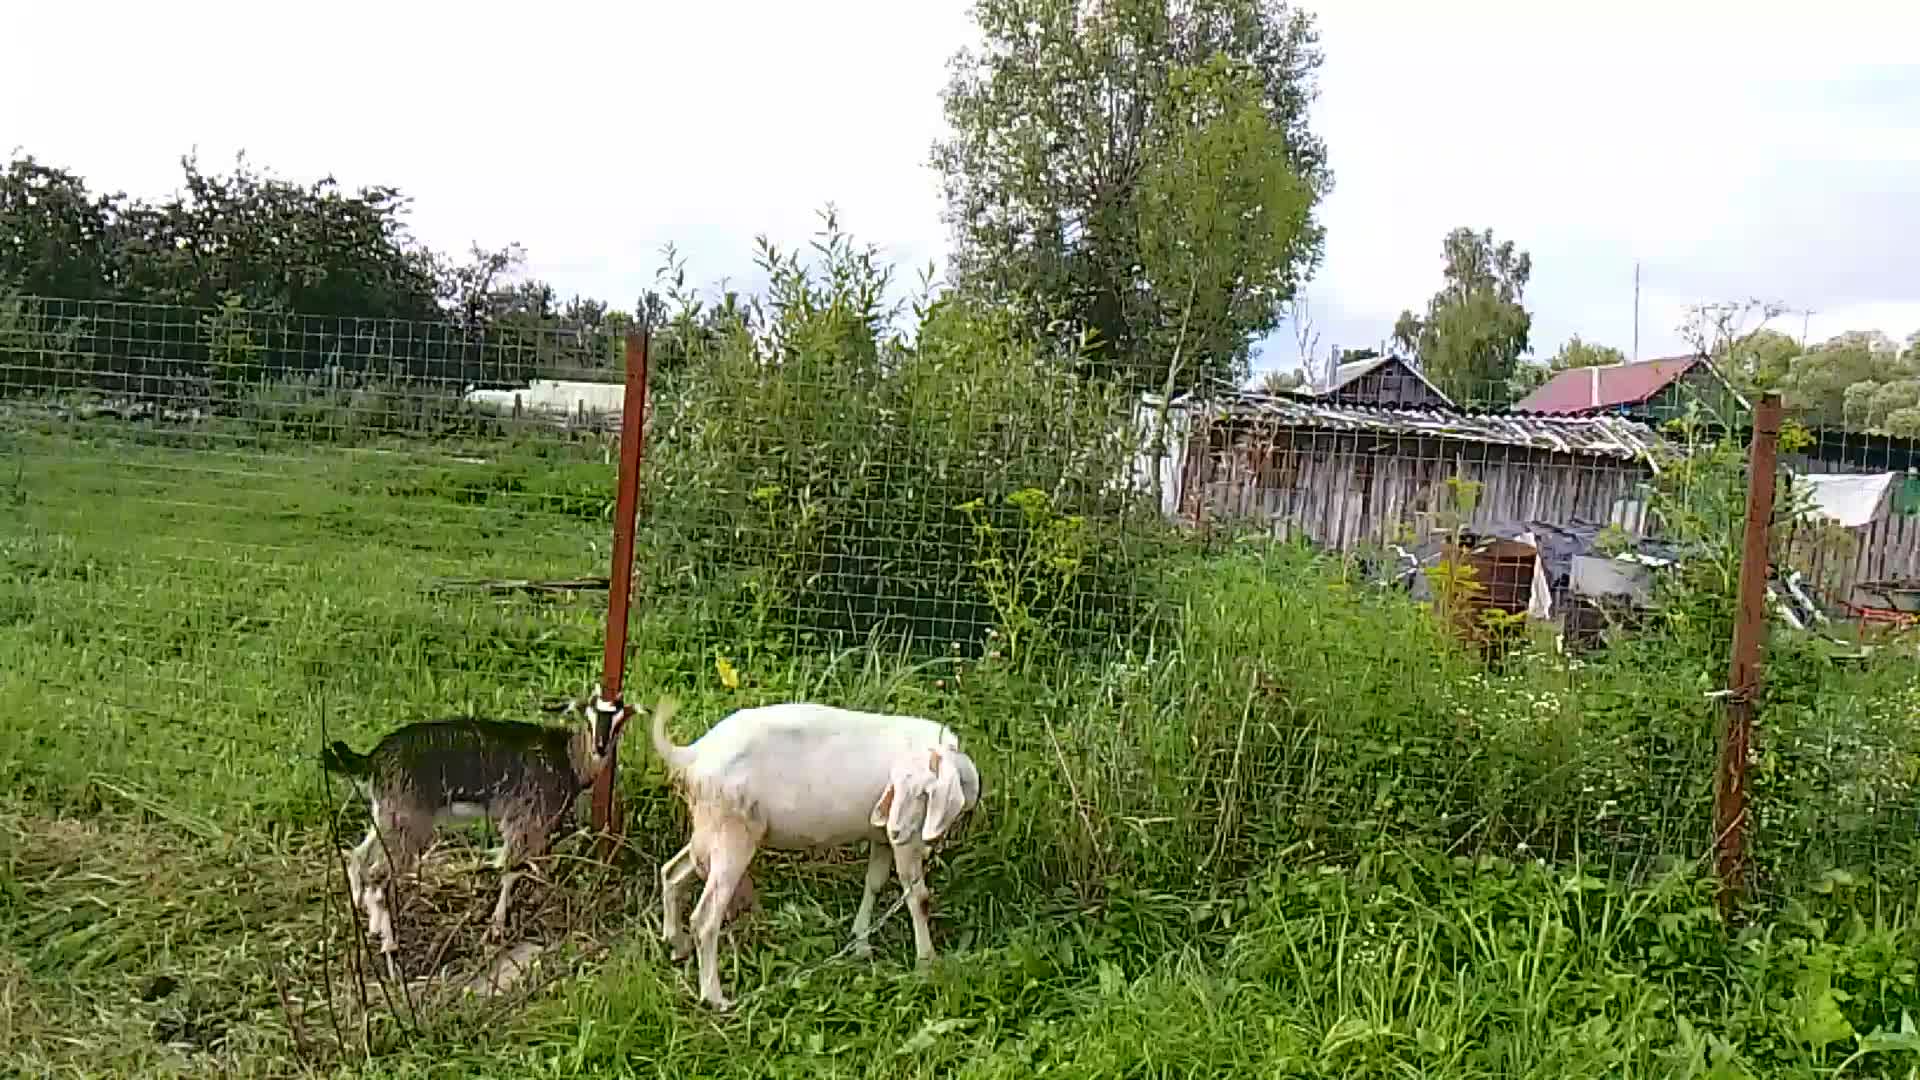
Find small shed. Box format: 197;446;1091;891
1307;356;1455;410
1161;393;1666;551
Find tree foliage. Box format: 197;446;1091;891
0;151;660;361
1721;327;1802;394
2;152;442;319
1136;54;1315;396
1506;336;1628;403
0;157;120;301
932;0;1330;393
0;150;652;402
1257;368;1305;394
1680;300;1920;436
1780;331;1920;434
1549;335;1627;371
1392;227;1533;406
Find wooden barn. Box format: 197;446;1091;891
1306;355;1455;410
1160;393;1666;550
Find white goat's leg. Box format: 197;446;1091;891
890;842;936;966
360;865;397;955
689;831;754;1011
373;892;398;954
849;839;893;959
346;820;399;953
659;845;699;961
366;813;421;957
490;870;523;938
344;823;379;910
489;820;545;941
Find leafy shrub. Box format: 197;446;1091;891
640;213;1165;658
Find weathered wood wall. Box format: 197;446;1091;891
1776;455;1920;603
1785;513;1920;607
1178;424;1653;550
1324;365;1451;409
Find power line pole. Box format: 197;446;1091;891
1632;262;1642;362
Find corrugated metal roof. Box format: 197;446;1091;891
1193;392;1666;461
1511;355;1704;414
1328;357;1391;388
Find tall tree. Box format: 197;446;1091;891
0;157;123;300
932;0;1330;393
1719;327;1801;394
1258;368;1305;394
3;151;444;320
112;153;443;319
1392;227;1532;406
1504;336;1625;403
1137;56;1313;398
1549;335;1626;370
1776;330;1909;431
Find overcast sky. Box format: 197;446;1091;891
7;1;1917;379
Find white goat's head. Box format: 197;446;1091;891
870;745;982;847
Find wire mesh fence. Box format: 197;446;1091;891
6;289;1920;1043
2;293;631;796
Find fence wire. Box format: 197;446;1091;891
4;295;1917;935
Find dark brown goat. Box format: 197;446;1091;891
322;703;641;954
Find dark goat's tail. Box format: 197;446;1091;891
319;740;372;776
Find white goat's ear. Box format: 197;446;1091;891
873;756;933;842
921;748;969;842
869;784;897;831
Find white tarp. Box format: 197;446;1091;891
1794;472;1898;529
1131;394;1191;519
463;378;626;420
1513;531;1556;621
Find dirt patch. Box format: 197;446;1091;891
3;800;650;1076
355;837;631;987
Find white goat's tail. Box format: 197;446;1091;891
649;697;691;775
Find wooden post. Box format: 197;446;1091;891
590;329;650;848
1717;393;1782;915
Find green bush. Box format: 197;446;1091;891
640;215;1164;659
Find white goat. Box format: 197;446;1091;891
649;700;983;1010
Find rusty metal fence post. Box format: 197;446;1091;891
1717;392;1782;915
590;328;651;845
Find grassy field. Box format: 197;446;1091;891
6;423;1920;1078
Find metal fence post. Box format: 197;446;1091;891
591;328;650;847
1717;392;1782;915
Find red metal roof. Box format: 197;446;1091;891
1512;354;1704;414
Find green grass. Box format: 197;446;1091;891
6;425;1920;1078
